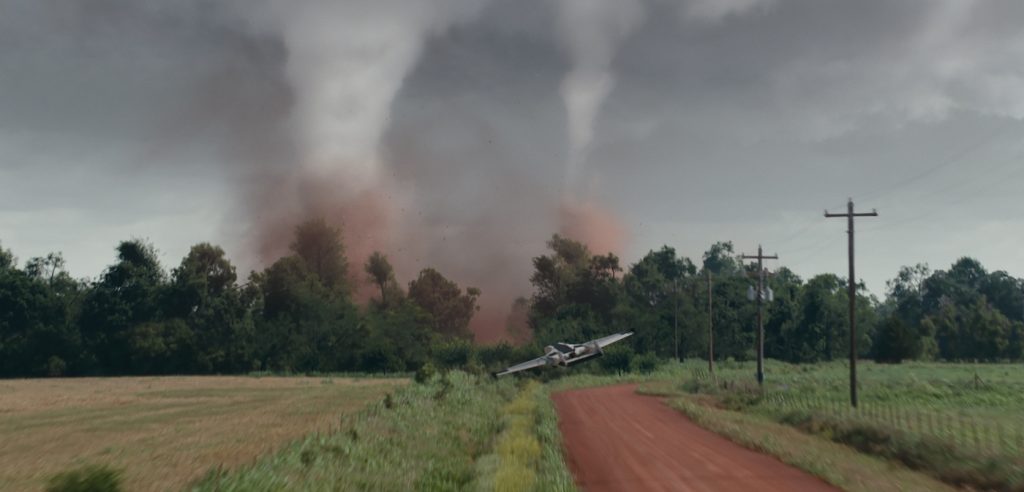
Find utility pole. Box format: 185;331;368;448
673;278;679;362
826;198;878;408
707;271;714;375
741;245;777;387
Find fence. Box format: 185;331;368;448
684;367;1024;457
759;391;1024;457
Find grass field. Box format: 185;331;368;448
195;371;509;491
4;361;1020;491
0;376;405;491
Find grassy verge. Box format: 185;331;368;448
475;381;576;492
533;384;576;492
663;395;956;492
193;371;515;491
653;359;1024;492
778;410;1024;491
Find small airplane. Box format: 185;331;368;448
493;331;634;377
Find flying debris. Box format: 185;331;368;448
493;332;634;377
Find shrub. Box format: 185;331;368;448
432;339;474;369
415;362;437;384
47;356;67;377
46;465;122;492
598;345;633;374
477;342;515;371
630;353;660;374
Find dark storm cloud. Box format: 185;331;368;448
2;0;1024;302
0;0;293;273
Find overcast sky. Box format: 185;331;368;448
3;0;1024;304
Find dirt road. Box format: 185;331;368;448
552;385;838;492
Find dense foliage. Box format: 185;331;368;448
2;227;1022;377
0;220;481;376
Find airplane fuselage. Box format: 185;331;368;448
544;342;603;367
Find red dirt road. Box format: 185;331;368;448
552;385;838;492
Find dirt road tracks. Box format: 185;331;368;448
552;385;838;492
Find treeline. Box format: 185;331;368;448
2;226;1022;378
0;219;486;377
526;236;1024;364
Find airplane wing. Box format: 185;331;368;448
493;356;551;377
592;331;634;348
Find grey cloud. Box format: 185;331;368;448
2;0;1024;302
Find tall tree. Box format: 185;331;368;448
407;268;479;340
167;243;253;372
702;241;741;276
0;255;83;376
622;247;698;358
79;240;166;374
0;242;14;270
364;251;401;308
291;218;349;294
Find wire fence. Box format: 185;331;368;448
760;391;1024;457
686;368;1024;458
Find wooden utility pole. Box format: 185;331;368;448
741;245;777;387
826;198;878;408
707;271;714;375
673;279;679;361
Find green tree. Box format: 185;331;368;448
166;243;254;373
0;259;83;376
783;274;846;362
291;218;349;294
873;315;920;363
528;235;624;346
360;301;432;372
256;254;362;372
0;242;14;270
78;240;166;374
702;241;741;276
364;251;401;309
764;268;802;361
529;234;592;323
980;270;1024;322
622;247;698;359
407;268;479;340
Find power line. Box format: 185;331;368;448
862;159;1024;234
852;124;1014;203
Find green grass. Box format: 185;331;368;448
653;359;1024;491
193;372;517;491
661;395;955;492
46;465;122;492
532;385;576;492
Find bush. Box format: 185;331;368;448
415;362;437;384
630;353;660;374
477;343;515;371
46;465;122;492
47;356;67;377
598;345;633;374
432;338;474;369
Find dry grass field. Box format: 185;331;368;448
0;376;406;491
